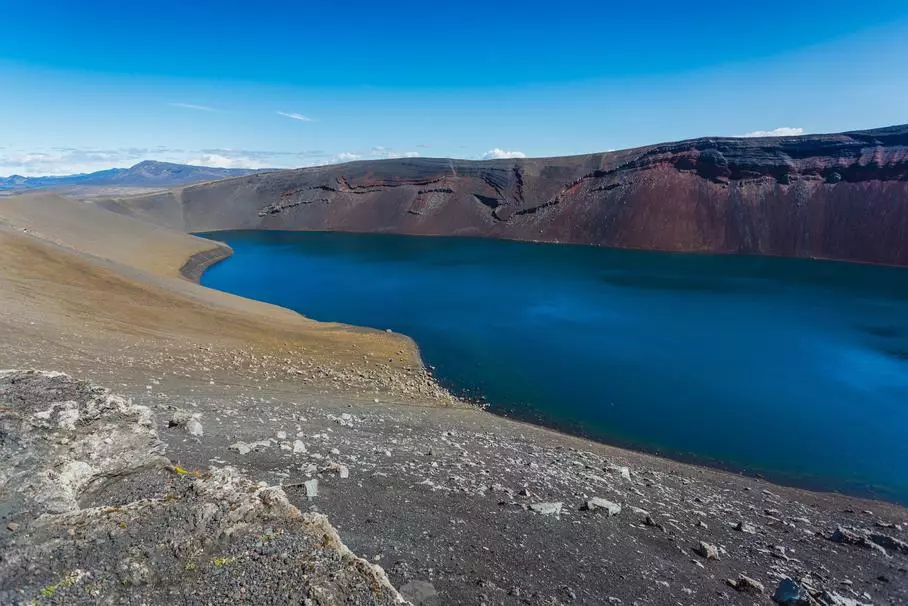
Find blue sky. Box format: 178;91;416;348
1;0;907;176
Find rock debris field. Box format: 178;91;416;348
2;370;906;605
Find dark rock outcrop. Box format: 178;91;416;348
104;124;908;266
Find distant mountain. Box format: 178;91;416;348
0;161;271;192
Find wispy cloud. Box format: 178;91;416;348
335;152;361;162
371;146;420;159
276;111;314;122
481;148;526;160
740;127;804;138
185;154;260;169
168;102;217;112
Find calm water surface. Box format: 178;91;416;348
200;231;908;503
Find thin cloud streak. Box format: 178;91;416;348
167;102;218;112
276;111;314;122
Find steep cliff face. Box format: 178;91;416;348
105;124;908;265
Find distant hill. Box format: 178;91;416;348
0;161;271;193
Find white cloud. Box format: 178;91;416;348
481;148;527;160
276;111;314;122
740;127;804;138
168;102;217;112
334;152;361;162
184;154;269;169
0;146;337;177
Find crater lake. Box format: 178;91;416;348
199;231;908;504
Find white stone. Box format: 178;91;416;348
530;502;563;516
228;442;251;455
585;498;622;516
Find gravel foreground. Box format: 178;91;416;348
2;370;906;605
0;370;406;605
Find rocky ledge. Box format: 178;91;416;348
0;370;406;605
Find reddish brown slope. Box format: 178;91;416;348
105;124;908;265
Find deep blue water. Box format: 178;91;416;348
200;231;908;504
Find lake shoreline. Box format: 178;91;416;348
179;240;234;282
200;229;908;506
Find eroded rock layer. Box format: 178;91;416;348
104;124;908;265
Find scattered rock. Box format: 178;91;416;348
7;522;20;532
734;521;757;534
869;532;908;555
829;526;888;555
772;578;813;605
817;590;872;606
771;545;790;561
694;541;719;560
399;580;438;605
304;478;318;499
322;461;350;479
583;497;621;516
727;574;764;595
292;439;307;454
644;515;665;532
167;408;203;437
605;465;632;481
530;502;563;516
228;441;251;455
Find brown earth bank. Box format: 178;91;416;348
101;124;908;265
1;192;907;605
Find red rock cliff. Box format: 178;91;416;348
108;124;908;265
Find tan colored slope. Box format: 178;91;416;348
0;193;438;399
0;192;206;278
